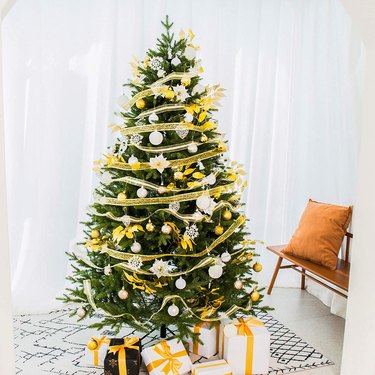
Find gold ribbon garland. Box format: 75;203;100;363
83;279;98;310
108;336;140;375
136;104;186;119
150;71;197;88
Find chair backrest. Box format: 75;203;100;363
344;232;353;262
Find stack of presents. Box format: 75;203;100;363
85;316;271;374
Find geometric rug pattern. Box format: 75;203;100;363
13;309;333;374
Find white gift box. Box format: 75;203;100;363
185;322;219;358
191;359;232;374
141;338;192;375
219;317;270;375
84;336;110;367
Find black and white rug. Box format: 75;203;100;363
13;309;333;374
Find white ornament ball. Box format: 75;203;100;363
184;112;194;122
128;155;139;165
192;83;205;95
188;143;198;154
168;304;179;316
148;112;159;123
234;279;243;290
221;251;231;263
117;94;129;108
208;264;223;279
77;307;86;318
184;46;196;60
161;224;172;234
137;186;148;198
149;131;163;145
118;288;129;300
131;242;142;253
196;195;211;210
175;277;187;290
104;265;112;275
171;56;181;66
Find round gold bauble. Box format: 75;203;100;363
146;222;155;232
118;289;129;300
87;339;98;351
222;210;232;221
250;290;260;302
181;76;191;86
135;99;146;109
234;279;243;290
117;192;127;200
214;225;224;236
253;262;263;272
174;171;184;180
200;134;208;143
164;89;175;99
91;229;100;239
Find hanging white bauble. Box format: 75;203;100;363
175;277;187;290
131;242;142;253
104;265;112;275
192;83;205;95
208;264;223;279
77;307;86;318
128;155;139;165
196;195;211;210
171;56;181;66
149;131;163;145
168;304;179;316
117;94;129;108
188;143;198;154
221;251;231;263
184;112;194;122
137;186;148;198
234;279;243;290
118;288;129;300
184;46;196;60
161;224;172;234
148;112;159;123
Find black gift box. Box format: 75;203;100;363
104;337;141;375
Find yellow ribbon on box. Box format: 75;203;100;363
192;360;232;375
87;336;110;366
146;340;186;375
192;323;220;355
108;336;140;375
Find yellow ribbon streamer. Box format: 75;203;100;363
149;71;197;88
108;336;140;375
87;336;110;366
146;340;185;375
83;279;98;310
136;104;186;119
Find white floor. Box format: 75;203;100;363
264;288;345;375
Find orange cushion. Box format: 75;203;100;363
282;199;352;270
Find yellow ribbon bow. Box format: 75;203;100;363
108;336;140;375
146;340;185;375
88;336;110;366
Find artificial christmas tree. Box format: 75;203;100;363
62;16;267;341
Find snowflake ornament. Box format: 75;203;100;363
149;56;163;71
136;118;147;126
185;224;199;240
149;259;172;278
127;255;143;270
169;202;180;212
130;133;143;146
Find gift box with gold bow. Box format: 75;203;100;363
185;322;220;358
104;336;141;375
84;336;110;367
141;338;192;375
191;359;232;374
219;317;270;375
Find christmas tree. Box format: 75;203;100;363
62;17;267;340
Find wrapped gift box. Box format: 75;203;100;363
219;317;270;375
84;336;110;367
191;359;232;374
104;336;141;375
141;338;192;375
185;322;219;358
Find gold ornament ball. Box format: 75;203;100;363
253;262;263;272
174;171;184;180
164;89;175;99
91;229;100;239
250;290;260;302
181;76;191;86
118;289;129;300
136;99;146;109
146;222;155;232
117;192;127;200
87;339;98;351
222;210;232;221
200;134;208;142
214;225;224;236
234;279;243;290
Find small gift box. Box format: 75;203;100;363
220;317;270;375
84;335;110;367
191;359;232;374
141;338;192;375
186;322;219;358
104;336;141;375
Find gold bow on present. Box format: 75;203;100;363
234;317;264;336
88;336;110;366
146;340;186;375
108;336;140;375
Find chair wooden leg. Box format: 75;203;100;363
301;268;306;290
267;257;283;295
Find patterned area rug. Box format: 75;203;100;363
13;309;333;374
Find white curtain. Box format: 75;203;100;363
3;0;361;314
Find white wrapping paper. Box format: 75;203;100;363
185;322;219;358
191;359;232;374
84;336;110;367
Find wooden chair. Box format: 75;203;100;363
267;232;353;298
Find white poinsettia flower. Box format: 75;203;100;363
173;84;190;102
202;173;216;186
149;154;170;173
149;259;171;278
